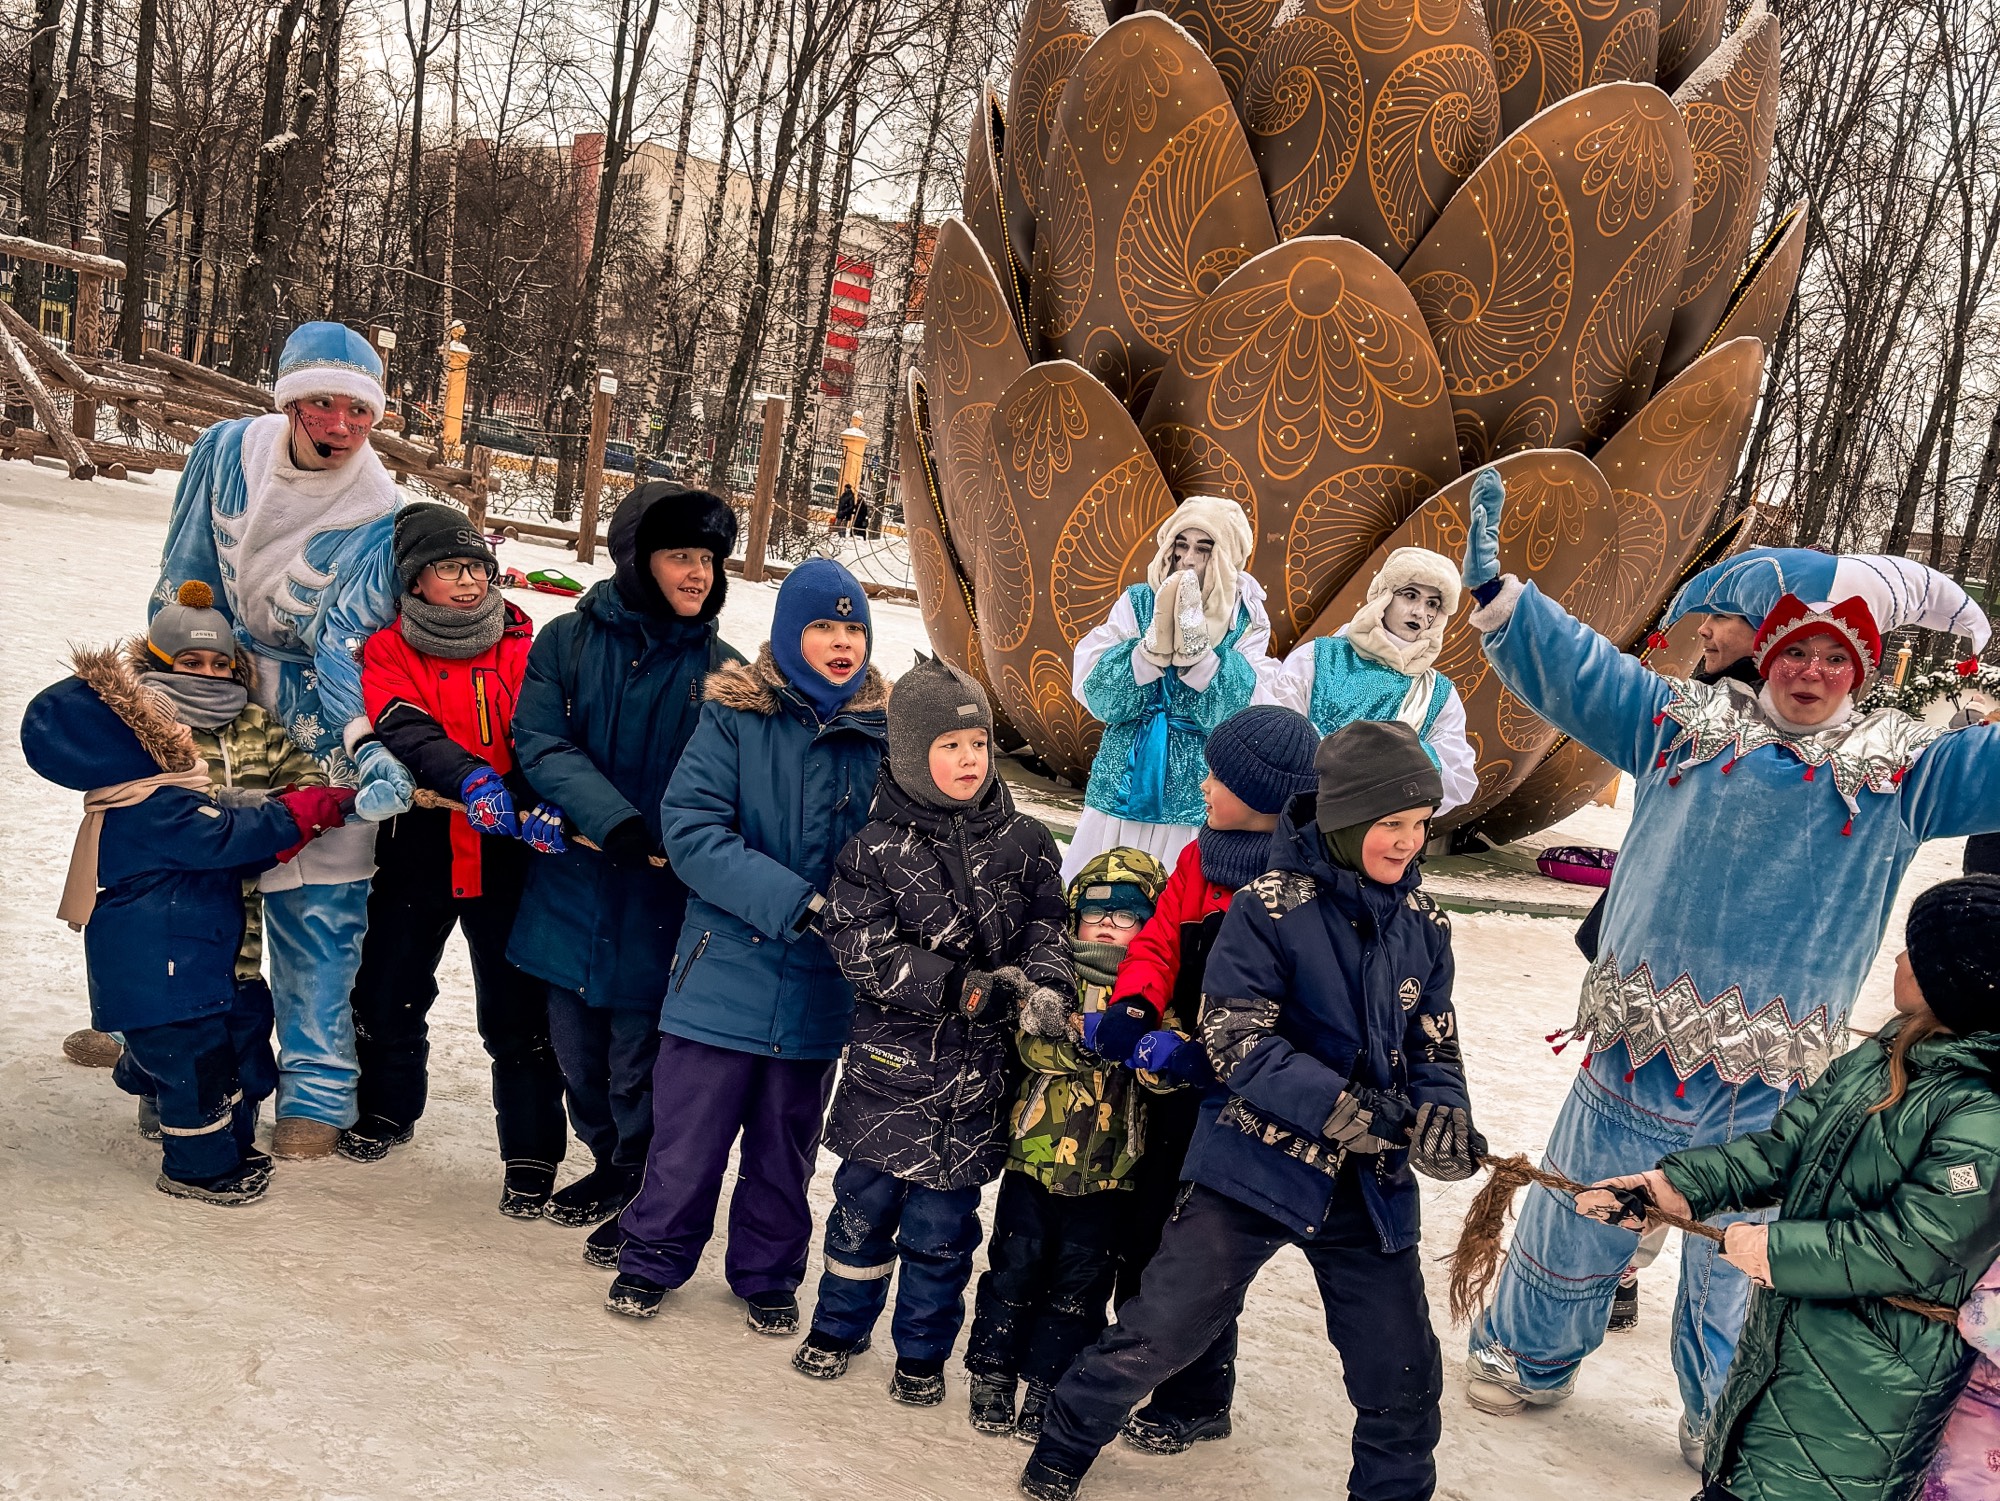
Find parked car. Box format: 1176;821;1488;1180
470;415;541;456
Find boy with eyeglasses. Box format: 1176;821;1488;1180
962;845;1169;1439
340;504;572;1217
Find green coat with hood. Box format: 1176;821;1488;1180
1661;1023;2000;1501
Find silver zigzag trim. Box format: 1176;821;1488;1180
1574;955;1836;1090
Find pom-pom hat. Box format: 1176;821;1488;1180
272;321;386;418
148;581;234;666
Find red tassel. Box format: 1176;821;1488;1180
1891;767;1906;785
1958;657;1981;678
1652;711;1666;726
1721;758;1737;775
1623;1069;1636;1083
1675;1080;1687;1099
1802;765;1815;781
1841;817;1854;836
1667;774;1683;787
1647;632;1669;651
1545;1030;1567;1043
1656;750;1669;769
1581;1052;1595;1069
1552;1041;1570;1055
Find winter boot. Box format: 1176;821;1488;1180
137;1097;162;1141
335;1116;414;1163
1463;1350;1574;1416
1678;1414;1706;1473
156;1162;270;1206
890;1357;947;1407
745;1291;800;1337
1015;1383;1055;1443
969;1373;1018;1434
606;1273;669;1319
1120;1404;1231;1454
63;1027;123;1067
1018;1456;1085;1500
240;1147;274;1181
792;1330;869;1380
545;1163;643;1227
582;1215;626;1269
1608;1271;1640;1332
499;1160;558;1219
270;1118;340;1160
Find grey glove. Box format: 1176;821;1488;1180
958;964;1032;1024
1408;1102;1481;1181
1018;984;1073;1039
1323;1088;1408;1155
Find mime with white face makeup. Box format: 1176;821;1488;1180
1259;547;1478;815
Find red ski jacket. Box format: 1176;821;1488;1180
362;601;534;898
1112;838;1237;1033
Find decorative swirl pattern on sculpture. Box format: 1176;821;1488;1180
927;246;1019;401
1575;92;1682;238
1588;6;1658;83
1677;100;1753;307
1369;45;1503;255
1566;490;1669;644
940;401;1003;558
1241;20;1364;238
1618;360;1752;547
1498;459;1596;574
1011;31;1092;220
1174;250;1446;481
1116;106;1267;357
1050;453;1181;645
1000;651;1100;777
1284;465;1437;639
976;464;1036;653
1079;25;1184;167
1347;0;1472;54
1573;202;1692;441
1657;0;1725;79
1489;0;1582;112
996;369;1092;505
1145;422;1260;537
1406;135;1574;397
1152;0;1283;93
1455;395;1561;468
1035;131;1094;342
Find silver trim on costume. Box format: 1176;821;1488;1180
1572;953;1837;1089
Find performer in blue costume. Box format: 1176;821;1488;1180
1065;495;1272;882
1258;546;1478;814
1454;471;2000;1471
154;322;414;1158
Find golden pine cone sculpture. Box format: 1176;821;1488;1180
900;0;1806;834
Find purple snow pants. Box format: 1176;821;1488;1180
615;1032;837;1298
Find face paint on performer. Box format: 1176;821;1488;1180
1167;528;1215;583
1763;630;1859;726
1384;584;1445;642
288;395;377;470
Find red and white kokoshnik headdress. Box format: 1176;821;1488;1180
1751;593;1886;677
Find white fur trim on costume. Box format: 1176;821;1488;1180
1366;547;1462;615
1148;495;1254;652
1469;575;1524;633
342;716;377;755
274;366;386;418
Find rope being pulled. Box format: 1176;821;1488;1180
1446;1154;1960;1327
409;788;667;867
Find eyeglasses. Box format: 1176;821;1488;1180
1077;907;1141;929
427;559;497;582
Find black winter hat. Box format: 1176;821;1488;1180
395;502;495;590
1205;705;1320;814
609;484;738;621
1314;720;1443;834
1906;876;2000;1035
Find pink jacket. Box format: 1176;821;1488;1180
1925;1256;2000;1498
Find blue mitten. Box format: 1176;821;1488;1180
1462;467;1505;589
519;802;568;854
1080;997;1158;1061
460;766;519;837
353;740;415;821
1132;1029;1213;1085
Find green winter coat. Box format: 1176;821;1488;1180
1662;1024;2000;1501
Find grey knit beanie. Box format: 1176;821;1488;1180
1314;720;1442;833
148;580;235;665
889;654;995;809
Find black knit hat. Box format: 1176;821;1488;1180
1906;876;2000;1035
1314;720;1443;834
609;484;738;621
394;503;495;590
1205;706;1320;814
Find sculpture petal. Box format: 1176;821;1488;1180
963;84;1030;336
1659;1;1778;381
1701;196;1807;357
1139;235;1461;650
1401;81;1694;466
1136;0;1286;95
1033;13;1278;414
1655;0;1725;89
1002;0;1109;301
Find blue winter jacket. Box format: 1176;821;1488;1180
1185;801;1467;1248
658;646;889;1060
22;658;301;1034
508;577;741;1009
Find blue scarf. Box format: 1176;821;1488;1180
1197;825;1275;890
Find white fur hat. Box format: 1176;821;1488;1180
1366;547;1462;615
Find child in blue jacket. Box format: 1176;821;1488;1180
605;559;889;1332
1020;719;1481;1501
24;648;353;1204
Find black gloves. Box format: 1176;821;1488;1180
599;817;659;871
1085;997;1158;1062
1323;1086;1416;1154
1408;1102;1485;1181
956;965;1031;1023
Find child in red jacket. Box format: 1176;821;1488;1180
1087;705;1319;1455
341;504;571;1217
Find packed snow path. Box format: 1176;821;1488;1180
0;463;1959;1498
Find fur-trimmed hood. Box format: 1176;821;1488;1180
22;646;200;790
1348;546;1461;677
705;643;890;719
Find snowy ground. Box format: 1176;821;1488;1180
0;459;1964;1500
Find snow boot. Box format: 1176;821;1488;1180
1015;1383;1054;1443
545;1163;642;1227
745;1291;800;1337
335;1117;414;1163
1121;1404;1231;1454
582;1215;626;1269
792;1330;869;1380
63;1027;123;1067
137;1097;162;1141
1018;1456;1085;1500
499;1160;558;1219
969;1373;1018;1434
606;1273;669;1319
156;1161;270;1206
270;1118;340;1160
1678;1414;1706;1473
1608;1271;1639;1332
890;1357;946;1407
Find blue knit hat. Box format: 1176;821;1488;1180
772;557;872;720
1205;705;1319;815
273;321;385;417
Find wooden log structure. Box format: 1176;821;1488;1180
0;319;94;478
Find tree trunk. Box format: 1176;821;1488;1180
226;0;307;378
400;0;436;356
639;0;712;433
1955;404;2000;584
117;0;158;361
10;0;64;330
